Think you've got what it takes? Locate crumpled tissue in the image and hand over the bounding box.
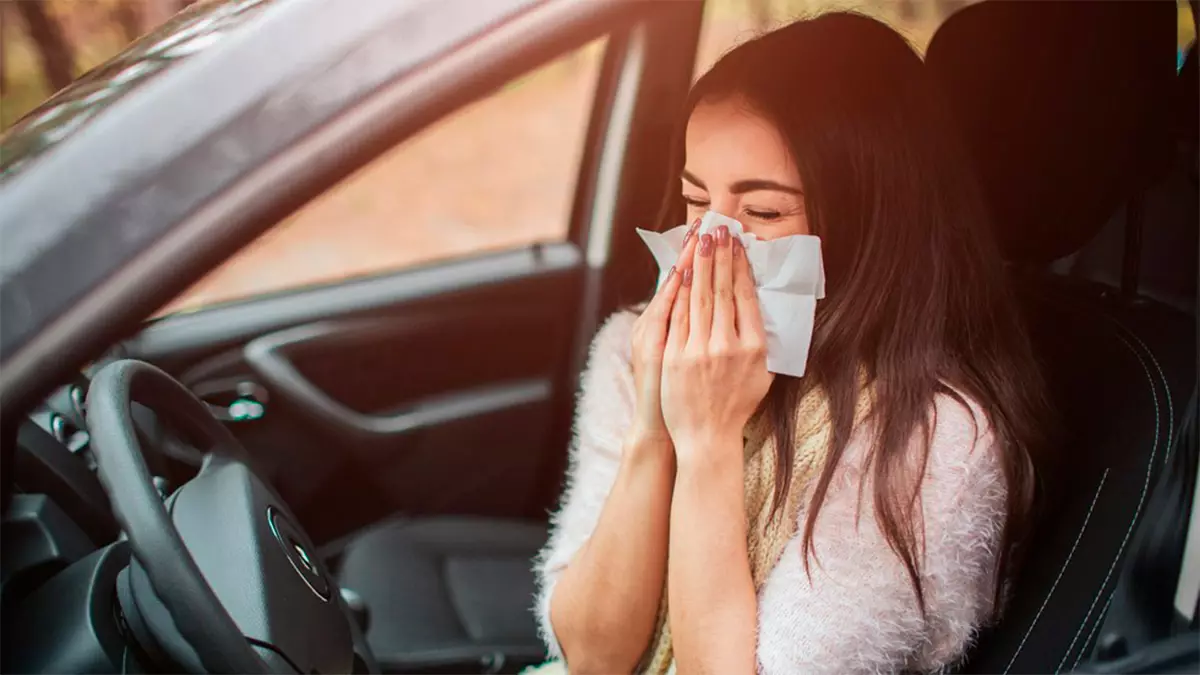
[635,210,825,377]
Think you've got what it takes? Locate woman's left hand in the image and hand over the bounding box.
[661,225,774,462]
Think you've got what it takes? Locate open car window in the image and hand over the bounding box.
[0,0,273,181]
[161,37,608,315]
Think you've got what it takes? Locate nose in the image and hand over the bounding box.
[710,195,742,227]
[710,197,766,238]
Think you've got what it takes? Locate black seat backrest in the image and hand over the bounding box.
[927,2,1195,672]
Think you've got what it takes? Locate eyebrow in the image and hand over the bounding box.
[681,169,804,196]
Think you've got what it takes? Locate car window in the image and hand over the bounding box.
[0,0,273,181]
[159,38,607,315]
[696,0,959,79]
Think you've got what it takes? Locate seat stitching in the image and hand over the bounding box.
[1003,470,1110,674]
[1054,332,1161,673]
[1102,313,1175,461]
[1005,288,1172,672]
[1070,591,1116,672]
[1036,295,1174,462]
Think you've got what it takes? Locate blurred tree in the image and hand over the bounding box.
[15,0,74,91]
[749,0,773,30]
[110,1,144,43]
[935,0,967,20]
[1,4,9,99]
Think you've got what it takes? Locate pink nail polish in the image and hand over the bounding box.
[716,225,730,247]
[733,240,742,257]
[682,219,700,247]
[699,234,714,258]
[682,268,693,287]
[666,265,676,280]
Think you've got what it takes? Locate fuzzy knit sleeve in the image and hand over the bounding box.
[532,311,638,660]
[755,394,1007,675]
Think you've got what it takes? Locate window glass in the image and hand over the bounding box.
[163,38,607,314]
[1,0,272,180]
[1180,1,1196,68]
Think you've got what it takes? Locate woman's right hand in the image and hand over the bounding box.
[628,219,700,447]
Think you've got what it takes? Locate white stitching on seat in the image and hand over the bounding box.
[1003,470,1110,674]
[1103,313,1175,460]
[1000,291,1175,673]
[1055,332,1161,673]
[1070,591,1116,671]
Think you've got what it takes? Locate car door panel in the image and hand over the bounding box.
[128,246,581,543]
[105,0,704,544]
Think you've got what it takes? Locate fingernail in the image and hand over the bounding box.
[699,234,714,257]
[733,240,742,257]
[716,225,730,247]
[666,265,676,280]
[682,219,701,247]
[682,268,693,287]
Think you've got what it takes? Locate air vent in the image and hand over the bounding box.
[49,413,90,453]
[69,384,87,419]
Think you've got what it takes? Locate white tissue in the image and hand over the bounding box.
[636,210,825,378]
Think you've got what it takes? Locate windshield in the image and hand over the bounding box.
[0,0,272,181]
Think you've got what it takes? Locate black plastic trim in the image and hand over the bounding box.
[127,241,581,363]
[243,319,551,445]
[1,542,131,675]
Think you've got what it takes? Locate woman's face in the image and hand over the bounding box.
[682,98,809,239]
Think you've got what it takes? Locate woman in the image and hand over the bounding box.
[533,12,1047,675]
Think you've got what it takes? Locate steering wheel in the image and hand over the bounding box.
[86,359,373,673]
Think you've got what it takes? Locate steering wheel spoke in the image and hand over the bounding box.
[86,360,359,674]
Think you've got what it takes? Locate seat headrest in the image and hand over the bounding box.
[927,1,1177,264]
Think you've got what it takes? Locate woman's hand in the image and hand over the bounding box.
[661,225,774,460]
[628,219,701,447]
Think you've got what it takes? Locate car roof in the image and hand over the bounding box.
[0,0,539,365]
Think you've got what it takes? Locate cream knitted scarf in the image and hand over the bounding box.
[639,387,872,675]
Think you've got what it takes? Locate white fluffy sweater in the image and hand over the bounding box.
[533,311,1009,674]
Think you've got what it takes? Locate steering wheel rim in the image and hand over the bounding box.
[86,359,355,673]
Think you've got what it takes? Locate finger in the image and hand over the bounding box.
[668,269,691,353]
[680,217,701,257]
[689,232,715,347]
[732,238,766,344]
[675,218,701,275]
[643,263,682,336]
[642,220,699,323]
[711,225,736,343]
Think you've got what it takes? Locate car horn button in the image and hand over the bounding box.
[267,506,330,601]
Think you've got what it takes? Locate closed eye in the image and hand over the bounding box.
[745,208,782,220]
[683,195,710,208]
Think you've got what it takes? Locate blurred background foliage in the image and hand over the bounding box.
[2,0,1195,132]
[1,0,1195,314]
[1,0,197,130]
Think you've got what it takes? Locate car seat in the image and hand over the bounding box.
[926,1,1196,671]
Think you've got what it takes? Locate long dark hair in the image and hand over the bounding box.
[653,13,1049,615]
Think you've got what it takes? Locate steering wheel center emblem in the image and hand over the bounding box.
[267,506,331,601]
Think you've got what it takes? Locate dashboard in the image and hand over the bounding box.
[2,371,205,673]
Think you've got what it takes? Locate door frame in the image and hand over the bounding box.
[0,0,703,422]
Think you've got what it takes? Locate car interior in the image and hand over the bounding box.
[1,1,1196,674]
